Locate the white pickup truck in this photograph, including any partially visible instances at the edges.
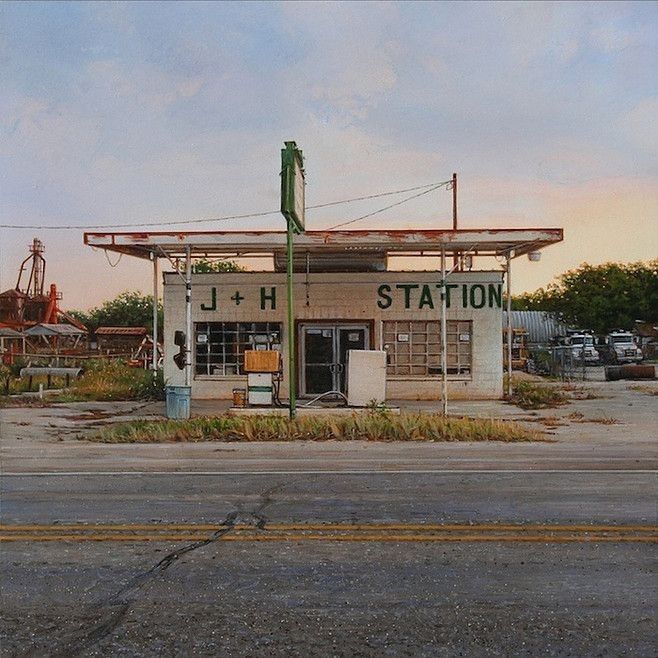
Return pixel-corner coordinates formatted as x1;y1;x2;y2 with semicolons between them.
559;332;600;365
599;331;643;364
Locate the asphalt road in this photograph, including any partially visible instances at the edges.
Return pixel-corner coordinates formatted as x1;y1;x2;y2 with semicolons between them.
2;469;657;657
2;470;657;525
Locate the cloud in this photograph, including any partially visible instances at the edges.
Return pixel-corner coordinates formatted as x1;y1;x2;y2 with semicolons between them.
280;2;400;121
85;59;204;111
621;98;658;154
590;23;637;53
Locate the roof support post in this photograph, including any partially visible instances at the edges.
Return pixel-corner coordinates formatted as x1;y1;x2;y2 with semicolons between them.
440;246;448;416
185;246;192;388
151;253;159;374
506;252;513;398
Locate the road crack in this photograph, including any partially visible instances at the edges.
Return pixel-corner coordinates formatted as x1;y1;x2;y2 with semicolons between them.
41;481;287;657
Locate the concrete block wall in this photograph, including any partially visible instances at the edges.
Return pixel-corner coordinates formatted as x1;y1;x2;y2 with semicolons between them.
163;271;504;400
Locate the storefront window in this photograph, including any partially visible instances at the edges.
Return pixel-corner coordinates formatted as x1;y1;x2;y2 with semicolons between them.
383;320;472;376
194;322;282;376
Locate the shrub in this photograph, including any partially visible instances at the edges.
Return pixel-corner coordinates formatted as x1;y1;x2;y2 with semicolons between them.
510;380;569;410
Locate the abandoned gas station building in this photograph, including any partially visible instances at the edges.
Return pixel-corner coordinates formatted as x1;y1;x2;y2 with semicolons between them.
85;228;563;402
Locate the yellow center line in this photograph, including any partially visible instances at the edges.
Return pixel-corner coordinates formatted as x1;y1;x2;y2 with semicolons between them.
0;522;656;544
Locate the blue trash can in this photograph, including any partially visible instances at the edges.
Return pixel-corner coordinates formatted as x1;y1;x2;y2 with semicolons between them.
165;385;191;420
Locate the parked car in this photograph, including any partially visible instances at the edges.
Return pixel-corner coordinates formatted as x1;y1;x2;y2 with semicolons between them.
557;332;600;365
598;331;643;364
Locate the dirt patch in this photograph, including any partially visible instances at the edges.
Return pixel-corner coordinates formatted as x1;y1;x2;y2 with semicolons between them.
64;410;121;421
523;416;569;428
629;385;658;396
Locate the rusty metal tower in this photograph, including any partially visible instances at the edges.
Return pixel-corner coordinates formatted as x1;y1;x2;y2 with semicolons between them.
16;238;46;297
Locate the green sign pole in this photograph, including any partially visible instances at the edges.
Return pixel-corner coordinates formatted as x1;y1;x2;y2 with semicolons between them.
286;218;296;419
280;141;305;420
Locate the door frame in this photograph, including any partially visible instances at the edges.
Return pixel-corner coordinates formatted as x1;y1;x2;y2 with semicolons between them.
296;319;374;397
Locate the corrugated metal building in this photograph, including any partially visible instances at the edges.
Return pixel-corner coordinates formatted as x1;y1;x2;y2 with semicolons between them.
503;311;569;346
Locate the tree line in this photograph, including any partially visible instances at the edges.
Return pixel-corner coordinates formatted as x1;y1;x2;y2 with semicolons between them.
512;260;657;335
70;259;243;334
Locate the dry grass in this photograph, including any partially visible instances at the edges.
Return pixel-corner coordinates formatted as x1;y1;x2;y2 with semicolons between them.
87;412;541;444
55;361;164;402
573;416;620;425
1;360;164;404
629;385;658;397
0;395;51;409
525;415;569;428
568;389;603;400
509;381;569;410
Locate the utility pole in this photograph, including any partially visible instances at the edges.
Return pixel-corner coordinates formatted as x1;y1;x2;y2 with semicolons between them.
452;173;459;269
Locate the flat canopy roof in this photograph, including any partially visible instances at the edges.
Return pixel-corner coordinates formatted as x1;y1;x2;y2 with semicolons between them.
84;228;563;260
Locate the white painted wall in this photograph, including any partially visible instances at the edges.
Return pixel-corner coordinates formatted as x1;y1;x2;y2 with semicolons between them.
163;271;504;400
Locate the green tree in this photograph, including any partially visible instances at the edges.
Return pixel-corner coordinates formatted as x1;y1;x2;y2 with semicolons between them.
512;260;658;334
69;259;243;335
70;292;163;336
190;259;244;273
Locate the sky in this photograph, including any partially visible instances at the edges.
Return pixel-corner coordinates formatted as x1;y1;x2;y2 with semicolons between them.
1;1;656;310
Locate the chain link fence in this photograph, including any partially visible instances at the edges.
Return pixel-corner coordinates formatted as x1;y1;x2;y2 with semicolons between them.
528;346;592;381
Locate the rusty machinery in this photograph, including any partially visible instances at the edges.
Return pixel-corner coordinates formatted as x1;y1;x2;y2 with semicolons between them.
0;238;86;332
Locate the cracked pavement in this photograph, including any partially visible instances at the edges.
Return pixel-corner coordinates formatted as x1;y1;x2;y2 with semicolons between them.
43;484;283;658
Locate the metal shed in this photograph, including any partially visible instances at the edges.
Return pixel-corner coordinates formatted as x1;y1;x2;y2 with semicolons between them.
503;311;570;346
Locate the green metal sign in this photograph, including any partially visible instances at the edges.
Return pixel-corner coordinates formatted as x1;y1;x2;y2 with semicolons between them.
281;141;305;234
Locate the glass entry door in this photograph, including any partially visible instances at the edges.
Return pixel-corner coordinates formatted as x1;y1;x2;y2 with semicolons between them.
300;324;369;396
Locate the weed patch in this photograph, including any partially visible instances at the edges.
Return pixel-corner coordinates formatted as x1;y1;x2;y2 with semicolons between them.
54;361;164;402
509;381;569;410
567;388;603;400
87;412;540;444
0;395;51;409
1;360;164;403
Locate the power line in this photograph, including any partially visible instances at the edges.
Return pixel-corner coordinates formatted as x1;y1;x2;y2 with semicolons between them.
325;181;452;231
0;181;446;231
308;181;450;210
0;209;279;231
